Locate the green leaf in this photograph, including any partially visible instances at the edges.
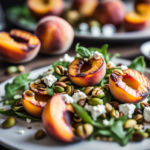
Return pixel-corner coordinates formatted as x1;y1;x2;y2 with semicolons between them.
47;86;54;96
3;99;18;105
13;106;25;112
100;44;109;64
15;112;41;121
111;53;120;60
72;103;93;124
128;56;146;73
103;90;112;104
75;43;91;58
135;102;141;109
0;109;16;116
13;73;31;84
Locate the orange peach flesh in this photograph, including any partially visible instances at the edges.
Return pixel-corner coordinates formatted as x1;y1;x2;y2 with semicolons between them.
27;0;64;18
0;30;40;63
109;69;150;103
136;3;150;16
42;94;74;142
22;90;51;117
69;58;106;87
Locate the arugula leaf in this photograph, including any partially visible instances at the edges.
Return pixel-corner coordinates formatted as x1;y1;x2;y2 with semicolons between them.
47;86;54;96
0;109;16;116
15;112;41;121
135;102;141;109
128;56;146;73
100;44;109;64
75;43;91;58
111;53;120;60
72;103;93;124
103;90;112;104
13;106;25;112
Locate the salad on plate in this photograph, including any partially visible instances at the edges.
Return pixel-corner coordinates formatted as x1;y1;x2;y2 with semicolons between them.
1;44;150;146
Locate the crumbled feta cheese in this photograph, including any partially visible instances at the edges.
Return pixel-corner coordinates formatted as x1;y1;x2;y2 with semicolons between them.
76;53;83;59
43;65;54;77
14;95;22;100
119;103;136;118
89;51;103;60
144;107;150;122
26;118;31;124
72;92;87;103
107;61;116;68
18;129;25;134
120;65;128;70
42;74;57;87
59;54;75;63
34;79;41;84
62;94;74;104
103;119;110;126
84;103;106;121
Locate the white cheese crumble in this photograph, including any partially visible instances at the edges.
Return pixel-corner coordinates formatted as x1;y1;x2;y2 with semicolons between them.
83;58;88;61
76;53;83;59
18;129;25;134
144;107;150;122
103;119;110;126
62;94;74;104
108;61;116;67
14;95;22;100
84;103;106;121
89;51;103;60
26;118;32;124
42;74;57;87
72;91;87;103
43;65;54;77
59;54;75;63
119;103;136;118
120;65;128;70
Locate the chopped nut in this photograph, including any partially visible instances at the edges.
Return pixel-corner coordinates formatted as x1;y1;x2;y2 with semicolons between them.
18;65;25;73
134;124;143;130
103;84;109;90
113;69;124;76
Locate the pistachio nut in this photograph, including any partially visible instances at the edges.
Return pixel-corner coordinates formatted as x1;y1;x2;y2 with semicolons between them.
88;98;103;106
83;87;94;95
133;114;143;124
73;122;83;129
119;112;124;117
59;76;70;83
92;87;105;98
133;130;145;141
103;84;109;90
36;84;47;90
76;124;93;137
25;90;35;97
105;103;113;114
78;99;87;107
73;117;82;123
140;102;150;109
147;100;150;104
110;101;119;110
101;113;107;119
145;128;150;137
2;117;16;128
55;65;67;75
53;85;65;93
87;95;93;100
34;129;46;140
6;66;18;74
110;108;119;119
134;124;143;130
54;82;67;88
113;69;124;76
18;65;25;73
66;85;74;95
124;119;137;129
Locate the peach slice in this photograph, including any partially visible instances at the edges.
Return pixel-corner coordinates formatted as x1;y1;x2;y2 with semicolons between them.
135;0;150;10
69;58;106;87
109;69;150;103
22;90;51;117
27;0;64;18
94;0;126;27
0;29;41;63
42;94;74;142
71;0;98;18
30;81;48;95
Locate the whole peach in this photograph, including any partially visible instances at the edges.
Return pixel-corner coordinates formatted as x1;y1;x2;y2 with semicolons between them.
94;0;126;28
35;16;74;55
71;0;98;18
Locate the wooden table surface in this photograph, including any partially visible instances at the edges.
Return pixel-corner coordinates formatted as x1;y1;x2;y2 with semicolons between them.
0;38;148;83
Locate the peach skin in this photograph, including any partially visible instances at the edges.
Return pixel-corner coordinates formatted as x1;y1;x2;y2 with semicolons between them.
69;57;106;87
27;0;64;18
22;90;51;118
42;94;74;142
35;16;74;55
0;29;41;63
109;69;150;103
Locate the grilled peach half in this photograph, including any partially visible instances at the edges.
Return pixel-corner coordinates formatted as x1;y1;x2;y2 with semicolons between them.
27;0;64;18
42;94;75;142
69;57;106;87
22;90;51;117
109;69;150;103
0;29;41;63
